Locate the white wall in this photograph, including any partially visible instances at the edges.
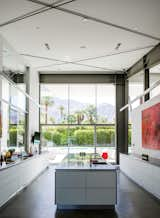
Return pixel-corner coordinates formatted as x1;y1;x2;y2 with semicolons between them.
131;94;160;159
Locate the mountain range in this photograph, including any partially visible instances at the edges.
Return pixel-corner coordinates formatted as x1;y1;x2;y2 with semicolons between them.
46;97;115;123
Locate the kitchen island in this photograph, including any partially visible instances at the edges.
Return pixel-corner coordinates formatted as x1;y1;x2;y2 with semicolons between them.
55;153;118;209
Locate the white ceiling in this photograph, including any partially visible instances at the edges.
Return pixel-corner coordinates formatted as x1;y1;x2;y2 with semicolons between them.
0;0;160;73
150;64;160;74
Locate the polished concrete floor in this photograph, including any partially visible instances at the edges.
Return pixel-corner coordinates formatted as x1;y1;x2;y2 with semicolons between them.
0;166;160;218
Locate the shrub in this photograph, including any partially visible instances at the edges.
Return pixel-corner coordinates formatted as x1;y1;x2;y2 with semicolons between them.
74;129;94;145
43;131;52;141
9;128;17;146
52;131;61;145
97;129;115;145
9;126;25;146
128;129;131;145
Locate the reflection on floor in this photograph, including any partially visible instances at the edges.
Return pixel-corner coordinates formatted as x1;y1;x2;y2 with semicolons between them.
0;166;160;218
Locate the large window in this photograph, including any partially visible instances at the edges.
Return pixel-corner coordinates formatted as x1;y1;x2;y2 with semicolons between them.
9;84;26;151
0;79;26;153
0;36;27;153
40;84;116;162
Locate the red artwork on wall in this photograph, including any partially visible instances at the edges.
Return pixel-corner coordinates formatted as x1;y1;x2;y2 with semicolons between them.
142;102;160;150
0;102;2;138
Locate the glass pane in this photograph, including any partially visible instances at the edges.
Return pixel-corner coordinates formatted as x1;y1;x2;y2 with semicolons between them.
97;84;115;124
40;84;68;124
2;39;26;73
41;125;68;160
128;71;144;153
9;109;25;151
68;126;95;154
40;83;116;163
69;84;96;124
10;84;26;111
128;71;144;109
150;65;160;98
96;125;115;163
41;125;68;146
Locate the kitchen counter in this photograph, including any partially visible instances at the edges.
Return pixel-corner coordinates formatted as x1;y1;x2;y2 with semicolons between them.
56;153;117;171
0;156;34;171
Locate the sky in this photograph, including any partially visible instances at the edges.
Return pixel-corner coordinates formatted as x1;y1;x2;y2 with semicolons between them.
41;84;115;106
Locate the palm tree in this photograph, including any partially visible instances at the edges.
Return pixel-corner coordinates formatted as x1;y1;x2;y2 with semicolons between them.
75;110;84;124
41;96;54;124
59;105;65;121
85;105;96;124
67;114;76;124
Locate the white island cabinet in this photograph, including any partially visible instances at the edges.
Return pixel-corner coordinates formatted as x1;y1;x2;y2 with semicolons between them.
55;154;118;208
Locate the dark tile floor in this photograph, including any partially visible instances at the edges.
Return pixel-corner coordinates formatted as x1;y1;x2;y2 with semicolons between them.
0;166;160;218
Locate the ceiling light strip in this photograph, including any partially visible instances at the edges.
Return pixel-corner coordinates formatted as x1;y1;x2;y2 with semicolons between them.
120;79;160;112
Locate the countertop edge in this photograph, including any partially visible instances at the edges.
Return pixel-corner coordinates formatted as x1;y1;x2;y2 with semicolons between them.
0;154;44;172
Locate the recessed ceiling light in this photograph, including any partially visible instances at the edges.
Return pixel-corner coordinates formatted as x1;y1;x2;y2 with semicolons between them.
82;17;88;22
133;27;138;31
80;45;87;49
64;56;71;61
115;43;122;50
44;43;50;50
36;26;40;30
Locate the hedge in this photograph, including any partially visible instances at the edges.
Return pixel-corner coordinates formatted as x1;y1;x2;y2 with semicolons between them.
9;126;24;146
74;129;94;145
9;126;132;147
42;126;130;146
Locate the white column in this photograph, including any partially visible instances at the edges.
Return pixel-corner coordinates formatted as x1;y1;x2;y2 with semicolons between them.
0;79;2;153
0;37;9;152
26;68;39;151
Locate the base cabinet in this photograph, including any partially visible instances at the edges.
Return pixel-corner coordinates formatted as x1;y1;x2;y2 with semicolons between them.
0;155;48;207
55;170;117;206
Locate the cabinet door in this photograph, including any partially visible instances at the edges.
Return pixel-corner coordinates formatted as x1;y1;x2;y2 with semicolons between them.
86;171;116;188
56;171;85;188
86;188;116;205
56;188;85;205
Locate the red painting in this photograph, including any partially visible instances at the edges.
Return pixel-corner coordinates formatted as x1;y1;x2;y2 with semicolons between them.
142;102;160;150
0;102;2;138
